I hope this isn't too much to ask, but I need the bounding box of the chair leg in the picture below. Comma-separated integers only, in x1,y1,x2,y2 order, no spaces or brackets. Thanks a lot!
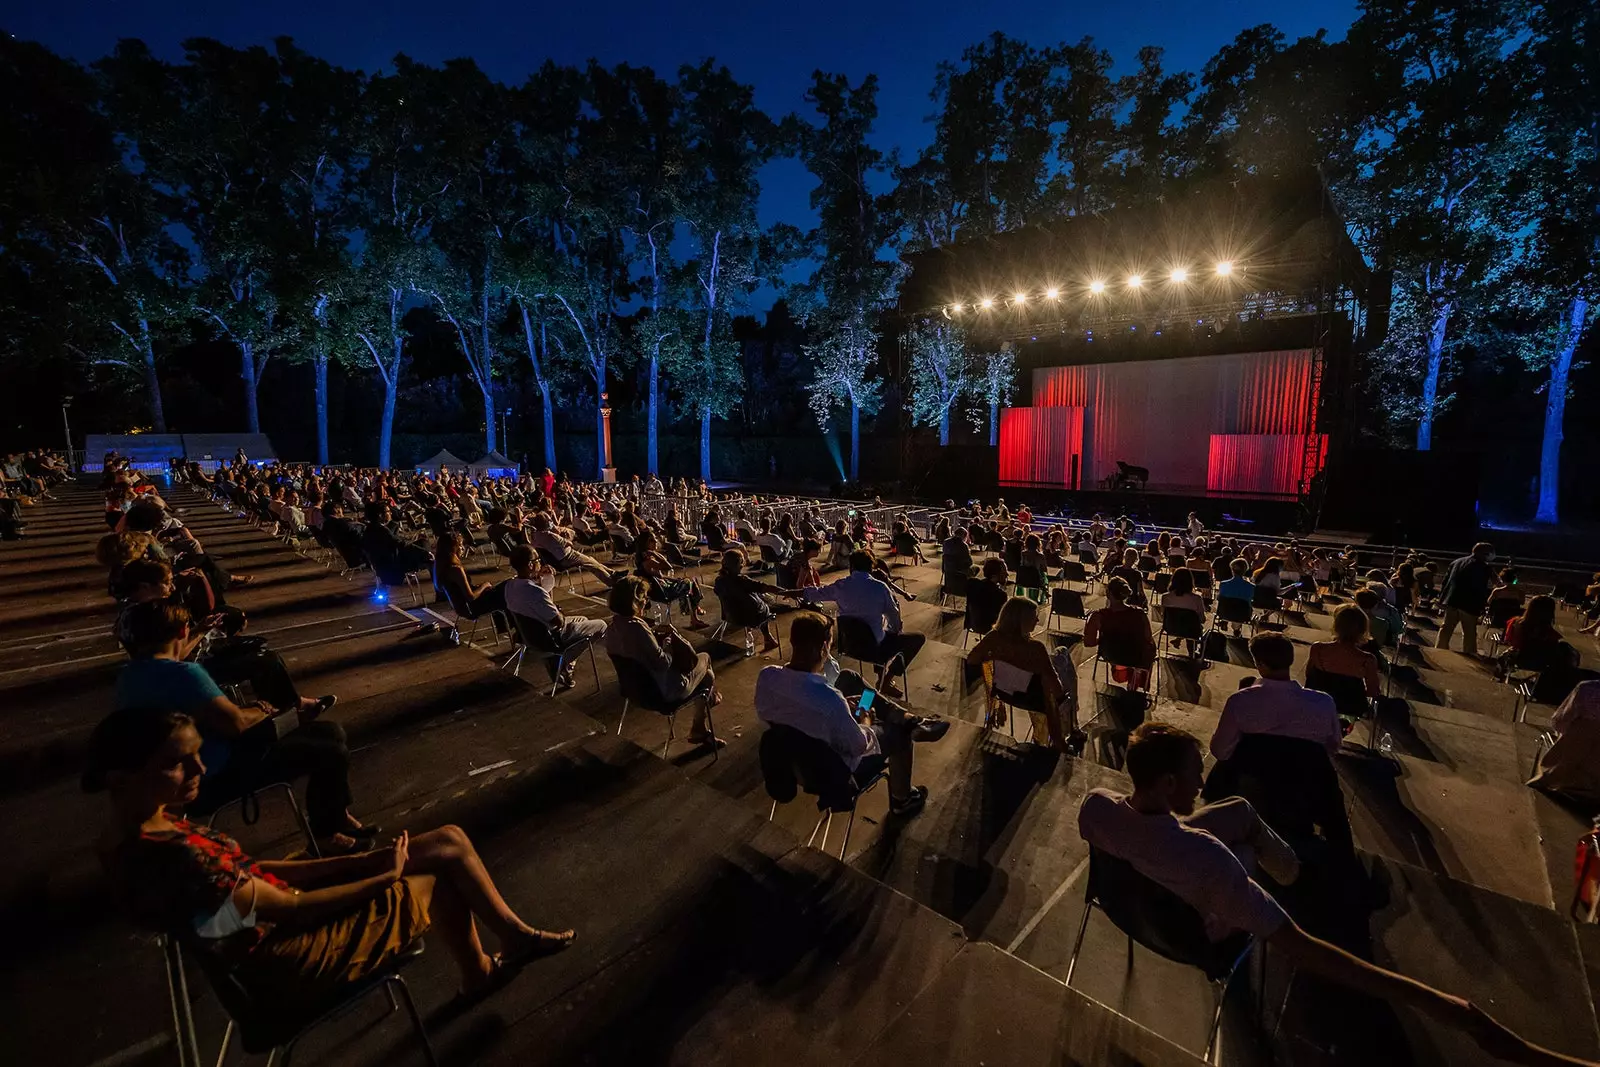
548,654,567,697
1063,902,1093,988
1204,979,1229,1064
769,799,778,821
391,976,440,1067
617,699,629,735
838,806,859,860
703,694,719,763
588,644,601,692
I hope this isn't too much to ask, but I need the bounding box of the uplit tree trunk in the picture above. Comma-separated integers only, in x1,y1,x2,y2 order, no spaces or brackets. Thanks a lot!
481,382,498,456
645,228,666,476
1535,295,1587,524
989,400,999,447
849,398,861,482
538,381,556,473
700,406,712,483
379,372,398,470
517,300,559,472
138,316,167,434
1416,300,1451,451
939,406,951,447
241,340,261,434
313,351,330,465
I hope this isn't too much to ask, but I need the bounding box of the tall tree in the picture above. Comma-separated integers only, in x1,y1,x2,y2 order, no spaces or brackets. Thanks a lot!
1110,46,1194,204
798,71,902,481
1509,0,1599,522
969,347,1018,447
905,319,973,446
1349,0,1524,449
1050,37,1121,215
673,61,784,481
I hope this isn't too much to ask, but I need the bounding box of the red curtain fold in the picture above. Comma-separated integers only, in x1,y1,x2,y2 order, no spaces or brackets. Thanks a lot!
1206,434,1327,495
999,406,1084,486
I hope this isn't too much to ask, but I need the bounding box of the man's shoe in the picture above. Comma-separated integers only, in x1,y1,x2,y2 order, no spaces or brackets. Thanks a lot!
890,786,928,817
911,717,950,742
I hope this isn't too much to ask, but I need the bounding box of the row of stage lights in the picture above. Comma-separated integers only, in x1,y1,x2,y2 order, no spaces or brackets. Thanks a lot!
946,261,1236,315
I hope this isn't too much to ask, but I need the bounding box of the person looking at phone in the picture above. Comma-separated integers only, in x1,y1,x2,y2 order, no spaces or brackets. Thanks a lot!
754,611,949,819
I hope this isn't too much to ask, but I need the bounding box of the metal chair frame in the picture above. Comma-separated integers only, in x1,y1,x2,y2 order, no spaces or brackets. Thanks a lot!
766,764,888,861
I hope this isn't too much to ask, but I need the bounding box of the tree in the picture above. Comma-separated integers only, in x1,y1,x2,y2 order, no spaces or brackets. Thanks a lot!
1050,37,1121,215
1110,47,1194,204
673,61,784,481
969,346,1018,446
905,319,973,445
798,72,903,481
1507,0,1599,522
1349,0,1525,449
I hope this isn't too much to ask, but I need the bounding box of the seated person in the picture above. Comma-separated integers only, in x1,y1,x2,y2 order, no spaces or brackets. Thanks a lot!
1306,605,1383,698
965,596,1077,749
85,706,572,1009
1018,533,1047,574
890,519,926,565
1160,566,1208,654
486,507,528,552
1354,586,1402,649
531,512,614,586
603,576,721,743
432,530,505,619
360,502,432,578
788,539,824,591
114,601,360,853
1530,680,1600,802
701,507,743,553
1081,723,1563,1066
1109,548,1145,603
320,501,364,559
754,516,792,562
633,530,708,628
1083,576,1155,690
941,527,974,581
1212,633,1342,759
1216,558,1255,633
756,611,947,819
714,549,800,653
1500,594,1570,676
804,551,925,697
502,545,608,689
826,519,857,569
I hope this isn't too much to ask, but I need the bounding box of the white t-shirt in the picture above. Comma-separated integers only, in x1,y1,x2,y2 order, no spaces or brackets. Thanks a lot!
1078,789,1289,941
1210,678,1342,759
754,665,877,770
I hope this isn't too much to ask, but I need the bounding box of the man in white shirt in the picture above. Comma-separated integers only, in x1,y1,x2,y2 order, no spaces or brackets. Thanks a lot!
754,517,791,561
1079,723,1560,1066
502,545,607,689
1209,634,1341,760
803,551,926,697
530,512,614,586
755,611,948,818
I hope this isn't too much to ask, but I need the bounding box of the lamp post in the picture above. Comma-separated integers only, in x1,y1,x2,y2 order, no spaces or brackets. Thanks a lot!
61,396,74,470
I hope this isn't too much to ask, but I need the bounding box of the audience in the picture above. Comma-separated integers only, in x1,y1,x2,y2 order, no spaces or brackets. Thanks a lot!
1529,680,1600,802
502,545,608,688
433,530,506,618
1079,723,1574,1067
964,596,1078,749
755,611,947,819
713,549,799,653
531,512,615,587
1211,634,1341,759
1306,605,1383,699
1083,576,1155,691
1438,542,1496,656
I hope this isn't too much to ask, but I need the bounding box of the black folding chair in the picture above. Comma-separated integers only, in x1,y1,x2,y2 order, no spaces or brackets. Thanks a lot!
1305,666,1377,749
938,568,970,608
1015,564,1047,604
1065,847,1271,1064
1058,559,1089,589
608,651,719,761
835,614,905,692
502,612,601,697
962,580,1007,648
760,723,887,860
1155,605,1205,700
1048,586,1086,633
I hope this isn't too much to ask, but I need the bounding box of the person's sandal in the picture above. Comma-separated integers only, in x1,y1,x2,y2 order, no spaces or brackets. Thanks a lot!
889,786,928,818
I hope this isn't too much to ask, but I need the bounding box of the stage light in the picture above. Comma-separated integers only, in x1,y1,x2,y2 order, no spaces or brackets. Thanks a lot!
1170,268,1188,282
980,297,994,309
951,303,963,313
1013,291,1027,304
1216,260,1233,276
1045,287,1060,299
1127,274,1142,288
1089,279,1106,294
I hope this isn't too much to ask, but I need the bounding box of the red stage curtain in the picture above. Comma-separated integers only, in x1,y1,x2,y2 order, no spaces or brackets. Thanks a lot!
1206,434,1328,495
1029,350,1318,491
999,406,1084,486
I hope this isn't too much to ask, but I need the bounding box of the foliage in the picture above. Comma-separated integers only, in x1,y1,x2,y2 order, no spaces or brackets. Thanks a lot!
967,347,1018,432
904,320,973,441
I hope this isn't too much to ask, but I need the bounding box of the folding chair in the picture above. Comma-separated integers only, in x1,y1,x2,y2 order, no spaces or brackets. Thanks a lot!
1065,847,1279,1065
760,723,887,860
1215,596,1253,637
938,568,970,608
1015,564,1047,604
609,652,719,761
501,613,601,697
962,581,1007,649
987,659,1051,743
835,615,906,694
1305,667,1378,749
1048,586,1087,633
1058,559,1089,590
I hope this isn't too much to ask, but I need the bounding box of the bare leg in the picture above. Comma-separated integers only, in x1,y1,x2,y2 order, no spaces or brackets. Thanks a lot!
402,872,492,988
403,825,567,951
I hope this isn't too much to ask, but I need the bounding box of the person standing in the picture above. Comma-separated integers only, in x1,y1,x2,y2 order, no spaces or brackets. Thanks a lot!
1437,543,1495,657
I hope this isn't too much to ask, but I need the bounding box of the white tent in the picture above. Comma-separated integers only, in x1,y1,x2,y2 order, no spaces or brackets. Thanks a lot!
417,449,467,476
468,451,518,477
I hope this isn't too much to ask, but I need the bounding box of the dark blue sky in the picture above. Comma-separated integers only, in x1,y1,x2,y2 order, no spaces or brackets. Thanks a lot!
9,0,1357,306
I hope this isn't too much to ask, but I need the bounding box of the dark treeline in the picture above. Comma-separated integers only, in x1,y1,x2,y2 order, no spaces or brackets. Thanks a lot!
1,0,1594,518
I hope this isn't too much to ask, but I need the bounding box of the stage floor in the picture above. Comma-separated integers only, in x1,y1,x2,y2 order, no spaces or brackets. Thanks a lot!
999,480,1300,502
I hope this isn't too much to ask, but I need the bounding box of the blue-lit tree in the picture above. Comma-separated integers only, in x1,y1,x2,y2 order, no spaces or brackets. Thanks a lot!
968,346,1018,447
804,319,884,481
905,320,973,445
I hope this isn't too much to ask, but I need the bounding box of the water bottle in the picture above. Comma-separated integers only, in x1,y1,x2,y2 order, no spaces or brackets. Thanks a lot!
744,629,755,657
1378,732,1394,756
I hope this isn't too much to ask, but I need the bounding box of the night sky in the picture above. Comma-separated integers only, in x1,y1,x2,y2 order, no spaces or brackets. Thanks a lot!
8,0,1358,302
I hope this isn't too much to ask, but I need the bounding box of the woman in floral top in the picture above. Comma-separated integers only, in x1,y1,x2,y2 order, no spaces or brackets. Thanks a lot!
85,706,573,1010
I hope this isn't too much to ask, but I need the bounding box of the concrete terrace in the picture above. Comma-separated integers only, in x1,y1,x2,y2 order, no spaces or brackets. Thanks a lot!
2,482,1597,1067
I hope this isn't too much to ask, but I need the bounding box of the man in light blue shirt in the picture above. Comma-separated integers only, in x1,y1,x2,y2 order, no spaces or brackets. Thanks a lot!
804,551,925,697
1216,559,1255,635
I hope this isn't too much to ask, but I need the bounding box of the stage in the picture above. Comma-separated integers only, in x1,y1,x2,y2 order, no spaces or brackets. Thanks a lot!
992,480,1307,531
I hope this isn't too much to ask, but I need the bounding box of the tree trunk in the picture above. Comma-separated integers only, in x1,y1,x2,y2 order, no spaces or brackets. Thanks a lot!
989,400,999,447
241,341,261,434
648,355,660,475
1416,300,1451,451
139,324,167,434
700,406,712,482
849,399,861,482
1535,295,1587,524
595,382,607,481
938,406,950,447
378,368,398,471
481,380,498,456
313,352,330,466
539,382,557,474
